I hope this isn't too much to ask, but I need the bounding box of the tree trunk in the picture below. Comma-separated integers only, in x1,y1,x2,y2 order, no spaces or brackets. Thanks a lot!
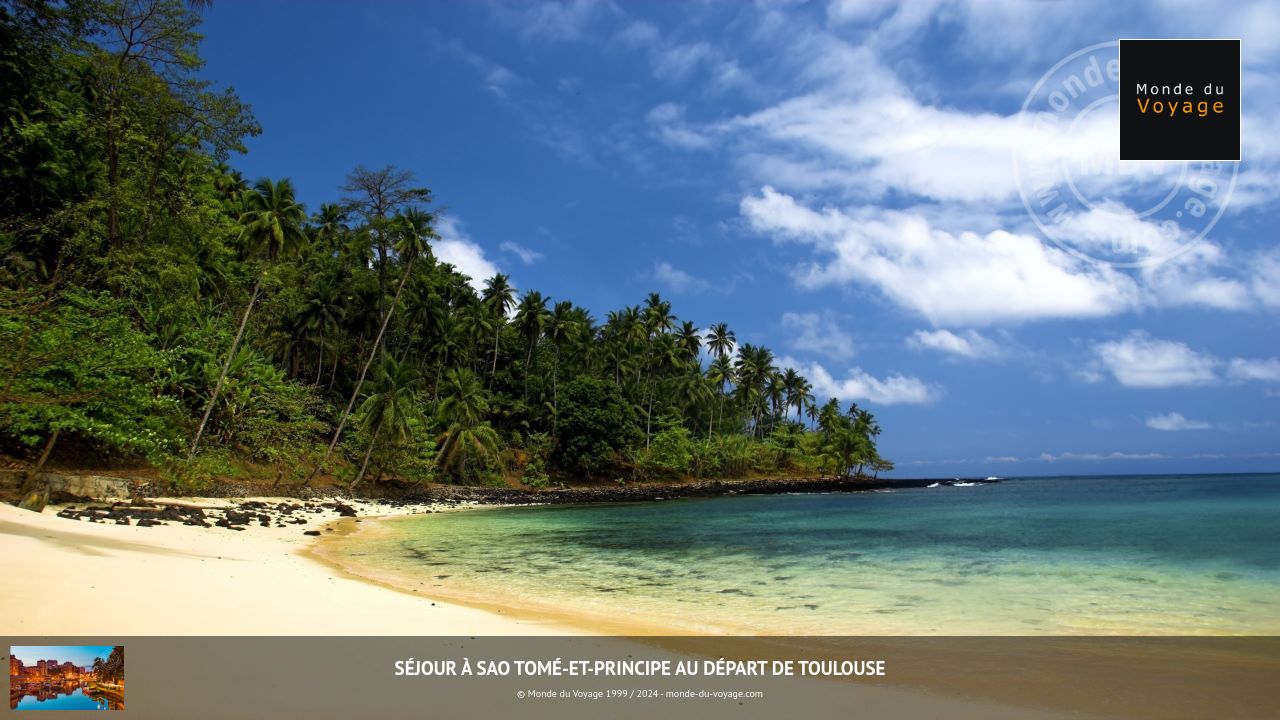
16,428,60,512
350,422,381,490
523,341,535,399
311,257,413,484
314,330,325,385
491,327,500,378
552,346,560,426
645,382,654,449
189,271,264,461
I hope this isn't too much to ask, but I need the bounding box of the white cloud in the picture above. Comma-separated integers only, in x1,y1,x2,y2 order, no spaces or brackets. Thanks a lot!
431,31,522,99
651,260,710,294
731,91,1069,203
781,312,856,360
1249,251,1280,308
1227,357,1280,383
434,216,502,292
646,103,713,150
1091,332,1219,389
499,241,544,265
507,0,619,42
613,18,755,94
781,356,941,405
1089,331,1280,389
741,187,1140,325
1146,412,1213,431
1038,451,1167,462
907,329,1005,360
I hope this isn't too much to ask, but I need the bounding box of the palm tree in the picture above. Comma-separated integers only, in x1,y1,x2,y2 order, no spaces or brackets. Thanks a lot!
734,343,775,438
351,356,425,489
314,208,435,482
435,368,499,482
311,203,350,256
675,320,702,366
705,322,735,359
189,177,307,460
481,273,515,378
546,301,578,420
764,371,786,434
792,376,814,427
706,354,735,439
295,279,345,385
513,290,548,397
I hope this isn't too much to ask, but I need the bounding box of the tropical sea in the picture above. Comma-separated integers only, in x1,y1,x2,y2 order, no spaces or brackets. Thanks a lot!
323,473,1280,635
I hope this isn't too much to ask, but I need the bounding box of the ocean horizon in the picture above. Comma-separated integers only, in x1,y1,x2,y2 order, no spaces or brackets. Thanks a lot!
324,472,1280,635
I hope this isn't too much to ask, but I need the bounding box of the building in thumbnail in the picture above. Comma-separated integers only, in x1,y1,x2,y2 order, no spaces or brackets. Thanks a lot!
9,655,20,677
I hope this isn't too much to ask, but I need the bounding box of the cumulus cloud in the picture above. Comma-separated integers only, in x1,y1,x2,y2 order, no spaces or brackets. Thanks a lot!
1091,332,1219,388
1146,412,1213,431
741,187,1140,325
434,216,502,292
781,311,856,360
780,356,941,405
907,329,1006,360
1089,331,1280,389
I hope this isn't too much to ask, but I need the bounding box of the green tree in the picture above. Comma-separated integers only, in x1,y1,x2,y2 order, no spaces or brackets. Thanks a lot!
315,207,435,480
189,177,306,460
435,367,499,482
553,377,641,478
351,356,424,488
513,289,548,398
481,272,515,378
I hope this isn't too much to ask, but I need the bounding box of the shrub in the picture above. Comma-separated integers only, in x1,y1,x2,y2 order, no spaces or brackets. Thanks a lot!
553,377,641,478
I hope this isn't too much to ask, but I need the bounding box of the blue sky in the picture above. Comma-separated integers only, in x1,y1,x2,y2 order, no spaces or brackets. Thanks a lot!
10,646,113,668
197,1,1279,477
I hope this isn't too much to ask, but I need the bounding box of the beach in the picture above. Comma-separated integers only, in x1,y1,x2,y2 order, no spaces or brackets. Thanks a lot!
0,499,1096,720
0,500,577,636
3,489,1279,719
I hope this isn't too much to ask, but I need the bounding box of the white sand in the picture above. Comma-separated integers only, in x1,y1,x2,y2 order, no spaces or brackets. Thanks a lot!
0,499,1085,718
0,500,579,636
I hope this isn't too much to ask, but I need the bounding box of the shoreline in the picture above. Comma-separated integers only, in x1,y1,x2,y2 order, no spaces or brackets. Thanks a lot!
0,469,1001,510
307,510,713,637
4,495,1278,719
0,499,580,636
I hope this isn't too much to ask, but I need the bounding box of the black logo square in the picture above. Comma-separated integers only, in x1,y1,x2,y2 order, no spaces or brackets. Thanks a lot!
1120,39,1240,161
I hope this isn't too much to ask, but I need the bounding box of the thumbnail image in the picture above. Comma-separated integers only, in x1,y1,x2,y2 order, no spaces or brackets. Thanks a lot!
9,646,124,711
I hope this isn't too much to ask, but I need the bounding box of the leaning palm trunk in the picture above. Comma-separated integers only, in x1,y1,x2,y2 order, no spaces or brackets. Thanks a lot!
189,271,264,461
310,258,413,484
314,330,325,385
522,341,535,399
350,420,383,490
491,328,500,377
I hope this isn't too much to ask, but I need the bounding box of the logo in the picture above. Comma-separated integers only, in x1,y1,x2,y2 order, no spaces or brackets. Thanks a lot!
1014,41,1239,267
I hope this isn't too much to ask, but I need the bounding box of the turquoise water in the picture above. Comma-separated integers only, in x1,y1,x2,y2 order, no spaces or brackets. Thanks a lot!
328,474,1280,635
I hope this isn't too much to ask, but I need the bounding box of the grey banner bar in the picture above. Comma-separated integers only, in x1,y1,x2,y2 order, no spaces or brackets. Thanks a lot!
7,637,1279,719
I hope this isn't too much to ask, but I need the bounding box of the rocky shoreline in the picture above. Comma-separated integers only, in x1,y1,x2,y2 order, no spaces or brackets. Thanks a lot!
35,475,1002,533
386,474,1001,506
